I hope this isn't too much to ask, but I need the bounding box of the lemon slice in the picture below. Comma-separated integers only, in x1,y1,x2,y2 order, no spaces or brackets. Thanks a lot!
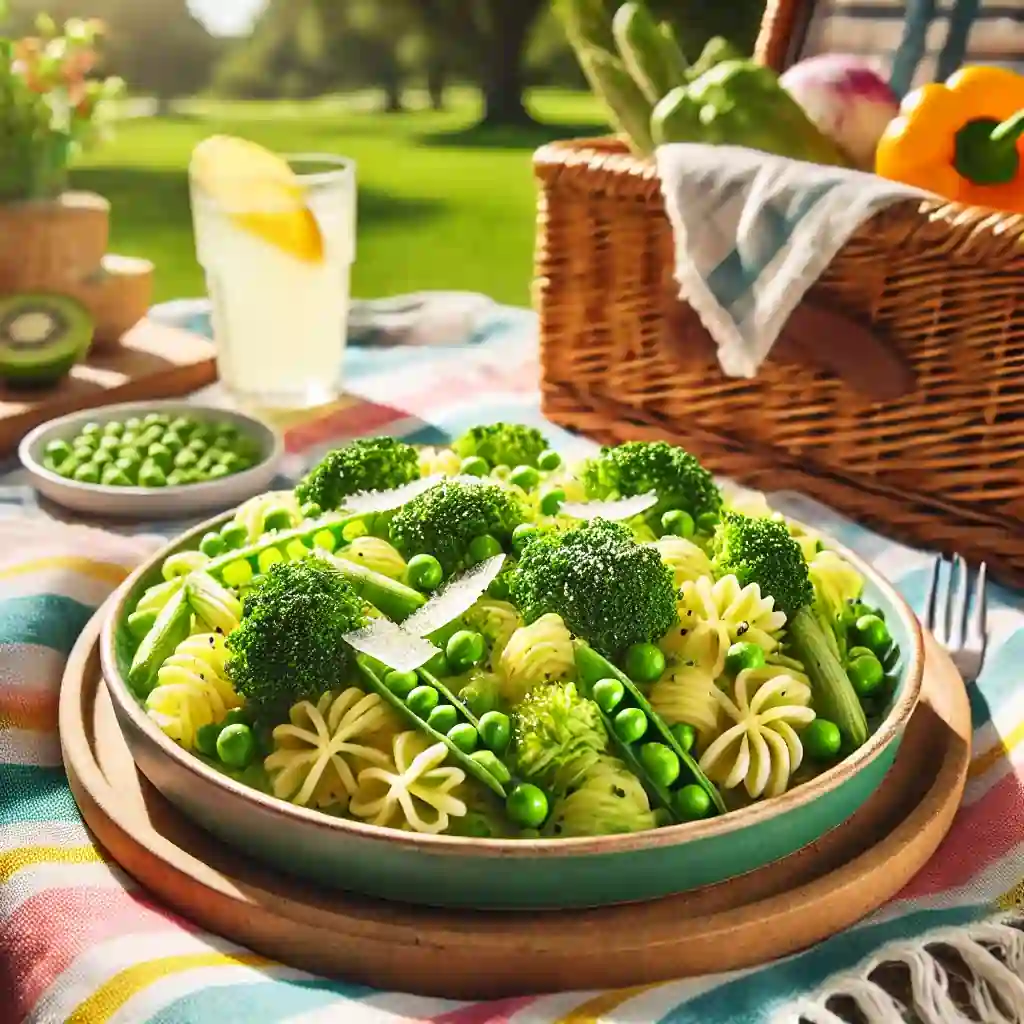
190,135,324,263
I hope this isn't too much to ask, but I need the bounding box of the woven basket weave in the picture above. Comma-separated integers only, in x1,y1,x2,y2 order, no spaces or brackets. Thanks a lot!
533,0,1024,585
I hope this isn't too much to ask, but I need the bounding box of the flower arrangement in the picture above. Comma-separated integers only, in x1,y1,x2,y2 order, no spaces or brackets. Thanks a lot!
0,4,124,201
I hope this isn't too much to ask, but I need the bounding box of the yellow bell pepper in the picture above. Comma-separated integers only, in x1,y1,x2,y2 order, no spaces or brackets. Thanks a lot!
875,66,1024,214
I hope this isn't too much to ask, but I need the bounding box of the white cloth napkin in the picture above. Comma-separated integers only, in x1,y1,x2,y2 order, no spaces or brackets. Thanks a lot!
656,143,926,378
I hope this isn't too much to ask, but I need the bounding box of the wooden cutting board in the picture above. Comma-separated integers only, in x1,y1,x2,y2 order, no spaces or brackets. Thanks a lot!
0,318,216,457
61,612,972,1000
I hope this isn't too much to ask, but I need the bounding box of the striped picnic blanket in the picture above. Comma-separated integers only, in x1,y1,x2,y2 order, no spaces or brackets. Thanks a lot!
4,301,1024,1024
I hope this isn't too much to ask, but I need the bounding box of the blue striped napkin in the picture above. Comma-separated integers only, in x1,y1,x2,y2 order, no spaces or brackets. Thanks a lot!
655,143,925,379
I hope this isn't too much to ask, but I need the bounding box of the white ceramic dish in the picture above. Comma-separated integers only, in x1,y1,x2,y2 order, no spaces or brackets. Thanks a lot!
19,400,284,519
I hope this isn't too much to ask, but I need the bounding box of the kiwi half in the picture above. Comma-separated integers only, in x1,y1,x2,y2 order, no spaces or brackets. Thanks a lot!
0,293,94,389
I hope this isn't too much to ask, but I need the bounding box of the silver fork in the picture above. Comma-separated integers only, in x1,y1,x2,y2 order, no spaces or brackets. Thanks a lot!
923,554,988,683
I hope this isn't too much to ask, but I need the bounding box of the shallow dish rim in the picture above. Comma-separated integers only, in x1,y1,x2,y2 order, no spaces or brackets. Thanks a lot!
18,399,283,502
100,506,924,858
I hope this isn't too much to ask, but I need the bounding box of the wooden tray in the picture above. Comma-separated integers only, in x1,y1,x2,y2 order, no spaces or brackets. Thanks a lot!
0,318,216,457
61,609,971,1000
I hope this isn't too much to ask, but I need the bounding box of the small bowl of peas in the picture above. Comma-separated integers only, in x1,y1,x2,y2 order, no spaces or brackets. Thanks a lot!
19,401,283,519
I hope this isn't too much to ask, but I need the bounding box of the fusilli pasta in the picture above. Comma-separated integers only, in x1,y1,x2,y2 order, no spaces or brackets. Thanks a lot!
661,574,787,677
348,730,468,834
161,550,209,581
264,687,397,809
810,549,864,619
499,612,576,705
145,633,241,749
337,536,407,580
648,663,721,747
649,535,714,588
464,597,523,666
548,756,659,837
418,446,462,478
698,666,815,799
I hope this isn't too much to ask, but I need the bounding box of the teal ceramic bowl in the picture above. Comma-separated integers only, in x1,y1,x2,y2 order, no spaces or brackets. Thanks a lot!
101,512,923,911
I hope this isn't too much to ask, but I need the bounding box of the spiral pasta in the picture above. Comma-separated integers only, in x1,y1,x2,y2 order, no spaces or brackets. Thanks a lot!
464,597,523,666
649,536,714,588
661,574,787,677
498,613,576,705
698,666,815,799
232,490,302,543
548,756,659,838
145,633,242,749
418,446,462,478
264,687,398,810
337,536,407,580
809,549,864,619
161,550,209,581
348,730,468,834
648,664,721,748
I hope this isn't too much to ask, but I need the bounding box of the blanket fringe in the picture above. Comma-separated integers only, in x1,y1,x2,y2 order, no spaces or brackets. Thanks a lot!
773,915,1024,1024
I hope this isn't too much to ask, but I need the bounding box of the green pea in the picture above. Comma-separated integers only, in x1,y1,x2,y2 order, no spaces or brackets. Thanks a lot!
312,529,337,553
423,650,450,678
91,450,113,468
74,434,98,452
675,784,712,820
512,523,540,553
383,669,419,697
446,630,485,674
122,417,141,433
207,463,231,480
285,540,308,561
506,783,549,828
199,532,226,557
146,443,174,471
80,421,102,437
215,422,240,444
848,653,884,697
539,487,565,516
116,446,142,466
847,646,875,662
160,431,184,455
113,461,139,484
195,722,223,758
427,704,459,733
803,719,842,760
103,419,125,436
173,449,199,471
624,643,665,683
491,464,511,481
614,707,648,744
696,512,720,534
56,456,80,478
188,437,209,455
448,722,478,753
301,502,322,519
217,723,256,769
138,461,167,488
855,614,891,655
661,509,695,538
407,685,439,717
341,519,368,542
219,522,250,550
262,505,295,533
101,467,132,487
97,434,121,452
407,553,443,592
509,465,540,490
468,534,502,564
671,722,697,753
222,559,254,588
459,455,489,477
640,742,681,788
73,463,101,484
44,438,72,463
592,677,625,713
538,449,562,471
487,574,511,600
119,431,139,448
478,711,511,753
470,749,512,784
219,452,243,474
257,547,284,574
169,416,195,437
142,412,168,428
725,641,767,677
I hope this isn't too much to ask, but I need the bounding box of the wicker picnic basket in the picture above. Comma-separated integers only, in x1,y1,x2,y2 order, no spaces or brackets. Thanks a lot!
533,0,1024,585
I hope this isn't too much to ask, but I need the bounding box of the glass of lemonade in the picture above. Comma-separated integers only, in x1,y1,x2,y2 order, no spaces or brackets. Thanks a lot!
189,137,356,409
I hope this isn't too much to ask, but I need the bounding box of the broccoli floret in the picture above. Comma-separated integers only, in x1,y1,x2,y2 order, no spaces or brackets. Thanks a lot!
509,518,678,657
225,558,366,719
513,681,609,794
712,513,867,747
389,479,526,575
295,437,420,511
582,441,722,522
452,422,549,469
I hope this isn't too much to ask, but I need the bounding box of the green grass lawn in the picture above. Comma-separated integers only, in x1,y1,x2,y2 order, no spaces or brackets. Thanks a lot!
74,88,608,308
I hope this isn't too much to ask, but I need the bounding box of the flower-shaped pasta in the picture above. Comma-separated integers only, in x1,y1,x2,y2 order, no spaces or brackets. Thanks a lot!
648,536,713,588
338,536,407,580
146,633,241,749
499,612,577,705
264,688,397,809
661,574,787,677
698,666,815,799
648,663,721,747
418,446,462,478
349,731,467,834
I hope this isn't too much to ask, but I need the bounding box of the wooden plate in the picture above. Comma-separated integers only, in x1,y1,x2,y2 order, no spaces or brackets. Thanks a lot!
60,607,970,1000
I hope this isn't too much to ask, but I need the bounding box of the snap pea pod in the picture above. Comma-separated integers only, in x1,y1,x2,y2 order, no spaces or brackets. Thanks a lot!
127,587,192,696
356,656,509,797
319,553,426,623
574,641,726,816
